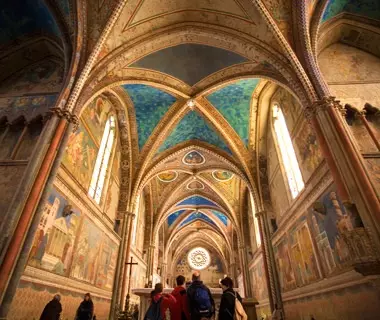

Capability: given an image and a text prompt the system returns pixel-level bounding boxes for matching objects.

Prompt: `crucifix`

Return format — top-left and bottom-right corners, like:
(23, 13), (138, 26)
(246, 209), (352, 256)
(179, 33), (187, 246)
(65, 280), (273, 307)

(124, 256), (138, 313)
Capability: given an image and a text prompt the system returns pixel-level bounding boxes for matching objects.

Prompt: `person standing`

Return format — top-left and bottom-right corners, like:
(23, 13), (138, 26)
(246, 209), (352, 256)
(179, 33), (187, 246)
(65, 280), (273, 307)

(187, 272), (214, 320)
(75, 293), (94, 320)
(132, 304), (139, 320)
(171, 275), (190, 320)
(145, 283), (176, 320)
(219, 277), (243, 320)
(40, 294), (62, 320)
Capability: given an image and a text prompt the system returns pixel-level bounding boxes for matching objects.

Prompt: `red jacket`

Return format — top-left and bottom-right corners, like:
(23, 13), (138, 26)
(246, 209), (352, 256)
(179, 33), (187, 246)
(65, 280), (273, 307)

(152, 293), (176, 320)
(171, 286), (190, 320)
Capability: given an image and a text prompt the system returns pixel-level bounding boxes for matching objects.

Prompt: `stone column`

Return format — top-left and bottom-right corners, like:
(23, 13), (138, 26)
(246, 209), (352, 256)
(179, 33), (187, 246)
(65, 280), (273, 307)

(146, 245), (155, 286)
(238, 246), (252, 298)
(307, 97), (380, 249)
(161, 263), (167, 286)
(0, 109), (77, 308)
(120, 213), (136, 309)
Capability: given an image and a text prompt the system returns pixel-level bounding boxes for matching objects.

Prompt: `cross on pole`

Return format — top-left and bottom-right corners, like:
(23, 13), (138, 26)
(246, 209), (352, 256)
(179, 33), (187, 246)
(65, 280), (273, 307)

(126, 256), (138, 297)
(124, 256), (138, 314)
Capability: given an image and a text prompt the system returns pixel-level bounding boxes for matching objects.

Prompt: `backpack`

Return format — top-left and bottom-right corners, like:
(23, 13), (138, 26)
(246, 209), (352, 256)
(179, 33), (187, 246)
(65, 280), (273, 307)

(193, 286), (212, 315)
(226, 292), (247, 320)
(144, 297), (163, 320)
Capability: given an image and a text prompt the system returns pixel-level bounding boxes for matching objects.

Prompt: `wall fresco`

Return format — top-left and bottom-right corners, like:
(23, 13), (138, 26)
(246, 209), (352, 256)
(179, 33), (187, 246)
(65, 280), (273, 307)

(62, 124), (98, 190)
(251, 255), (269, 301)
(274, 238), (297, 292)
(288, 219), (320, 286)
(104, 177), (120, 221)
(322, 0), (380, 22)
(28, 187), (118, 290)
(294, 120), (323, 181)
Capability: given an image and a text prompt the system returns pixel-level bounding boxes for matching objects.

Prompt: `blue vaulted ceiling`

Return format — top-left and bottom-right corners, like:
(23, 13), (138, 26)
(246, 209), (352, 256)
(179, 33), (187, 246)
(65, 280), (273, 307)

(179, 212), (217, 228)
(129, 44), (248, 86)
(211, 210), (228, 226)
(207, 79), (260, 146)
(177, 196), (219, 208)
(158, 110), (231, 154)
(122, 84), (176, 150)
(0, 0), (60, 45)
(322, 0), (380, 22)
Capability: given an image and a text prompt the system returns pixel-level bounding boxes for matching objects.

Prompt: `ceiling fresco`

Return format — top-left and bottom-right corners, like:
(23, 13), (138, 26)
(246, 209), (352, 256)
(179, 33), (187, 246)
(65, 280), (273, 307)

(0, 0), (60, 46)
(207, 79), (260, 146)
(212, 171), (234, 182)
(122, 84), (176, 150)
(322, 0), (380, 22)
(168, 209), (186, 226)
(129, 0), (249, 25)
(211, 210), (228, 226)
(157, 171), (178, 183)
(177, 196), (220, 208)
(158, 111), (231, 154)
(130, 44), (248, 86)
(179, 212), (217, 228)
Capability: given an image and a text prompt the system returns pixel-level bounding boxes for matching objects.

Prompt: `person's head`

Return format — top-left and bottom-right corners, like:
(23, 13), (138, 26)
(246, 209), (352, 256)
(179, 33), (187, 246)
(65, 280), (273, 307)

(84, 293), (91, 301)
(176, 275), (186, 287)
(53, 294), (61, 302)
(192, 271), (200, 282)
(154, 283), (163, 294)
(220, 277), (233, 291)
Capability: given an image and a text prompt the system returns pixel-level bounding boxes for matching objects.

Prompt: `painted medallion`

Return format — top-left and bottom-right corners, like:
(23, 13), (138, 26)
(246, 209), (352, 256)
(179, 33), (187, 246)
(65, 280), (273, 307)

(187, 180), (204, 190)
(183, 151), (205, 165)
(212, 170), (233, 182)
(157, 171), (178, 182)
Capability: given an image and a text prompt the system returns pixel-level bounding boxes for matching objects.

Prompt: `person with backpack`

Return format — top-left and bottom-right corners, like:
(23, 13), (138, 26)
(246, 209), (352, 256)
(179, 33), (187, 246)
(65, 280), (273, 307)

(144, 283), (176, 320)
(187, 272), (215, 320)
(219, 277), (247, 320)
(171, 275), (190, 320)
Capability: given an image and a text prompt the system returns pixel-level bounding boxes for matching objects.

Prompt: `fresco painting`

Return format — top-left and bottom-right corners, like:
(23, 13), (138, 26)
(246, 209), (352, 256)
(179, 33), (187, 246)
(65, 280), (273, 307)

(179, 212), (216, 228)
(294, 121), (323, 181)
(159, 111), (231, 154)
(183, 150), (205, 165)
(274, 238), (296, 292)
(62, 124), (98, 190)
(130, 44), (248, 86)
(322, 0), (380, 22)
(178, 196), (217, 207)
(168, 210), (186, 226)
(28, 188), (81, 276)
(211, 210), (228, 226)
(308, 188), (360, 274)
(187, 180), (204, 190)
(95, 235), (118, 290)
(123, 84), (176, 150)
(251, 255), (269, 301)
(288, 220), (320, 286)
(212, 170), (234, 182)
(104, 177), (120, 221)
(157, 171), (178, 182)
(0, 60), (63, 95)
(365, 159), (380, 197)
(70, 218), (102, 284)
(81, 96), (113, 145)
(207, 79), (259, 146)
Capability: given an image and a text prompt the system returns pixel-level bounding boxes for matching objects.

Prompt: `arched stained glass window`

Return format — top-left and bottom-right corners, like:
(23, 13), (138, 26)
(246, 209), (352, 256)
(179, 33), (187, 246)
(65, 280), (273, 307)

(273, 104), (304, 198)
(89, 116), (116, 203)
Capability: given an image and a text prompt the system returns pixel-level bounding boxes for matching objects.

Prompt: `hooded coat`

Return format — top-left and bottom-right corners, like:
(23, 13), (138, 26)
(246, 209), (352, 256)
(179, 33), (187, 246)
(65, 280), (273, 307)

(218, 288), (242, 320)
(75, 299), (94, 320)
(40, 298), (62, 320)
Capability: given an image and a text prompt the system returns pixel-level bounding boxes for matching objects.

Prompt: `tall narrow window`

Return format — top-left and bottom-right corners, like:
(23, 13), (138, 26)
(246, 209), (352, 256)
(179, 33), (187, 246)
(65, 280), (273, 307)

(89, 116), (116, 203)
(273, 105), (304, 198)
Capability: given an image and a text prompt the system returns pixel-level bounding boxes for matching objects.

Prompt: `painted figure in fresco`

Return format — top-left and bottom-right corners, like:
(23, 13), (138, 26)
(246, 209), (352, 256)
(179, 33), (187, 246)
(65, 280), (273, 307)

(183, 151), (204, 165)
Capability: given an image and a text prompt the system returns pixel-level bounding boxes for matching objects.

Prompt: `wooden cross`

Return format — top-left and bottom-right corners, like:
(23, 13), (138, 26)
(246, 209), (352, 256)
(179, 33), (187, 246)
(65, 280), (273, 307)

(126, 256), (138, 297)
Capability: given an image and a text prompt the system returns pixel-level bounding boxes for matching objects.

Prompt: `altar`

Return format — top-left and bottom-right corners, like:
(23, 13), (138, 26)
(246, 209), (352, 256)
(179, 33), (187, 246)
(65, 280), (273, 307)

(132, 288), (258, 320)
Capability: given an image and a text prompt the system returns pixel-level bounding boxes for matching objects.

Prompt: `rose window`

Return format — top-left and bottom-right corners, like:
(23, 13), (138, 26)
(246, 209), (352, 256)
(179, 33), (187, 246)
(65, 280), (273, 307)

(188, 247), (211, 270)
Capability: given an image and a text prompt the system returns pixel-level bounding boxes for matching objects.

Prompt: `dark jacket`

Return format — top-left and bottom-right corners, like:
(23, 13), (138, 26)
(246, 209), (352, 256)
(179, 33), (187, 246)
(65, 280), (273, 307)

(76, 300), (94, 320)
(187, 280), (215, 320)
(218, 288), (242, 320)
(40, 299), (62, 320)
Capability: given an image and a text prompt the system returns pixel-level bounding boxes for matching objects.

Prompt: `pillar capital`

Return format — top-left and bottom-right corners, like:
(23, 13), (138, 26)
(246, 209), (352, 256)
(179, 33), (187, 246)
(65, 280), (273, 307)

(304, 96), (345, 121)
(48, 107), (79, 130)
